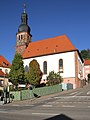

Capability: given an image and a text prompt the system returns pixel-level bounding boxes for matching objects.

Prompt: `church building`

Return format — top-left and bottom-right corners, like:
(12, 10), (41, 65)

(16, 5), (84, 89)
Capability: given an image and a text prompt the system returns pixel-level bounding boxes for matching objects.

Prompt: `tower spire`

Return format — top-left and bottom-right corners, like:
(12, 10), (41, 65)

(24, 3), (26, 13)
(16, 4), (32, 55)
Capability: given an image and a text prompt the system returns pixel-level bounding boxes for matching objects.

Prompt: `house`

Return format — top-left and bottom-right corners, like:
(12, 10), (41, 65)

(16, 5), (84, 89)
(84, 59), (90, 81)
(0, 55), (11, 91)
(0, 70), (8, 91)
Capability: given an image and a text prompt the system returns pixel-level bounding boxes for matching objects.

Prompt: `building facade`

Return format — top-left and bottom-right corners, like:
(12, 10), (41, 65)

(84, 59), (90, 81)
(0, 55), (11, 91)
(22, 35), (84, 89)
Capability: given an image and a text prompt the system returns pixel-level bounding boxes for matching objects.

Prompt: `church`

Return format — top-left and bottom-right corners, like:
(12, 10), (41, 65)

(16, 5), (84, 89)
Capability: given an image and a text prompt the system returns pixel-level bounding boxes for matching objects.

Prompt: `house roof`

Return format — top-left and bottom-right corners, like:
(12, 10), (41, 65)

(0, 69), (5, 77)
(0, 55), (11, 68)
(84, 59), (90, 65)
(22, 35), (77, 59)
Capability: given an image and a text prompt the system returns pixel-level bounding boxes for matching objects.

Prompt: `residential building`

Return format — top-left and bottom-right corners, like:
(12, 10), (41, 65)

(0, 55), (11, 91)
(84, 59), (90, 80)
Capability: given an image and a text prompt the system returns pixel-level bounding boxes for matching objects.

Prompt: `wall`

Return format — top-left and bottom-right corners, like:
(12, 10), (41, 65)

(0, 67), (10, 74)
(23, 51), (84, 89)
(23, 51), (75, 80)
(0, 77), (8, 90)
(74, 51), (84, 88)
(84, 65), (90, 80)
(11, 84), (62, 101)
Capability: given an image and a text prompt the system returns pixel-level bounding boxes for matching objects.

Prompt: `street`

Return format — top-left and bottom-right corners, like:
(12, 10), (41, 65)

(0, 84), (90, 120)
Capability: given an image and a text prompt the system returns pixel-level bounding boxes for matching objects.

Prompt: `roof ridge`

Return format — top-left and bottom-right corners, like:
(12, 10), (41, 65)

(32, 34), (67, 43)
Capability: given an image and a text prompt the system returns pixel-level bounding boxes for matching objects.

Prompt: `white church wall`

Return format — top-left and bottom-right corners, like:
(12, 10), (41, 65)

(23, 51), (76, 80)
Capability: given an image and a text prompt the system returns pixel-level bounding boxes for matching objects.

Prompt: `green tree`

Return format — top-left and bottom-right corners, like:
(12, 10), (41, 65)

(9, 52), (25, 85)
(47, 71), (63, 86)
(88, 74), (90, 83)
(80, 49), (90, 59)
(25, 59), (42, 86)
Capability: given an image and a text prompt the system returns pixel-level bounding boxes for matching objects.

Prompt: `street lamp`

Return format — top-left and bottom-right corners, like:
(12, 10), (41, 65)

(3, 75), (7, 104)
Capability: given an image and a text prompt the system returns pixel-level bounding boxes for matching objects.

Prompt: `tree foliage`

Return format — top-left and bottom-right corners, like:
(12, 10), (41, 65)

(9, 52), (25, 85)
(25, 59), (42, 86)
(80, 49), (90, 59)
(47, 71), (63, 86)
(88, 74), (90, 81)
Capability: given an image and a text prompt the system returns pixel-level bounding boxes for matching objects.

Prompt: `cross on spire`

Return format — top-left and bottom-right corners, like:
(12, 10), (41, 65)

(24, 3), (26, 13)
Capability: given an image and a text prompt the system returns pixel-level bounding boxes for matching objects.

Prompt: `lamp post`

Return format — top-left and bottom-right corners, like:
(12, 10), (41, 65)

(3, 75), (7, 104)
(7, 82), (10, 103)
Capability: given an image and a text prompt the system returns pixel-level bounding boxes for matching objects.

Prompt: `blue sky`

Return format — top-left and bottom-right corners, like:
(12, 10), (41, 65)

(0, 0), (90, 63)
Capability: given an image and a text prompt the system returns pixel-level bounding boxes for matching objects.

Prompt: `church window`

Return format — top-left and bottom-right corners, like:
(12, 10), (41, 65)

(19, 35), (20, 40)
(43, 61), (47, 74)
(59, 59), (63, 73)
(21, 35), (23, 39)
(27, 35), (29, 40)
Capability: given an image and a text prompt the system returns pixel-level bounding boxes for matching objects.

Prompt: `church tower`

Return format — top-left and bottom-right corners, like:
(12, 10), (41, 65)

(16, 4), (32, 55)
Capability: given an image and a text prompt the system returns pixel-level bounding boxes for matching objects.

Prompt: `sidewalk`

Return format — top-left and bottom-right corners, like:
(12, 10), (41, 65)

(0, 101), (4, 105)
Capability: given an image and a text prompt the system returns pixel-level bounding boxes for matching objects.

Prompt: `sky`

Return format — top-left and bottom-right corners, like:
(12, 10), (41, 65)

(0, 0), (90, 63)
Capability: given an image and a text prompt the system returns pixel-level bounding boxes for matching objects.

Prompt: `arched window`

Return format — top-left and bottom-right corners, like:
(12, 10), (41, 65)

(24, 65), (29, 72)
(43, 61), (47, 74)
(21, 35), (23, 39)
(59, 59), (63, 73)
(19, 35), (20, 40)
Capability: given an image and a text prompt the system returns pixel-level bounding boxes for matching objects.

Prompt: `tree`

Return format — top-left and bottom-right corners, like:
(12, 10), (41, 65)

(9, 52), (25, 85)
(80, 49), (90, 59)
(87, 74), (90, 83)
(25, 59), (42, 86)
(47, 71), (63, 86)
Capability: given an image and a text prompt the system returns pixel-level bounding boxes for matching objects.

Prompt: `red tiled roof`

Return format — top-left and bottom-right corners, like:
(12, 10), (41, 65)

(0, 69), (5, 77)
(84, 59), (90, 65)
(0, 55), (11, 68)
(22, 35), (77, 59)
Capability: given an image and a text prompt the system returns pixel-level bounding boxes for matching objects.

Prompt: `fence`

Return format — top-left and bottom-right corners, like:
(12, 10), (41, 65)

(10, 84), (62, 101)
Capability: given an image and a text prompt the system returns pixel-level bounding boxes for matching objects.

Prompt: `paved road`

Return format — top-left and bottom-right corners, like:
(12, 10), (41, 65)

(0, 84), (90, 120)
